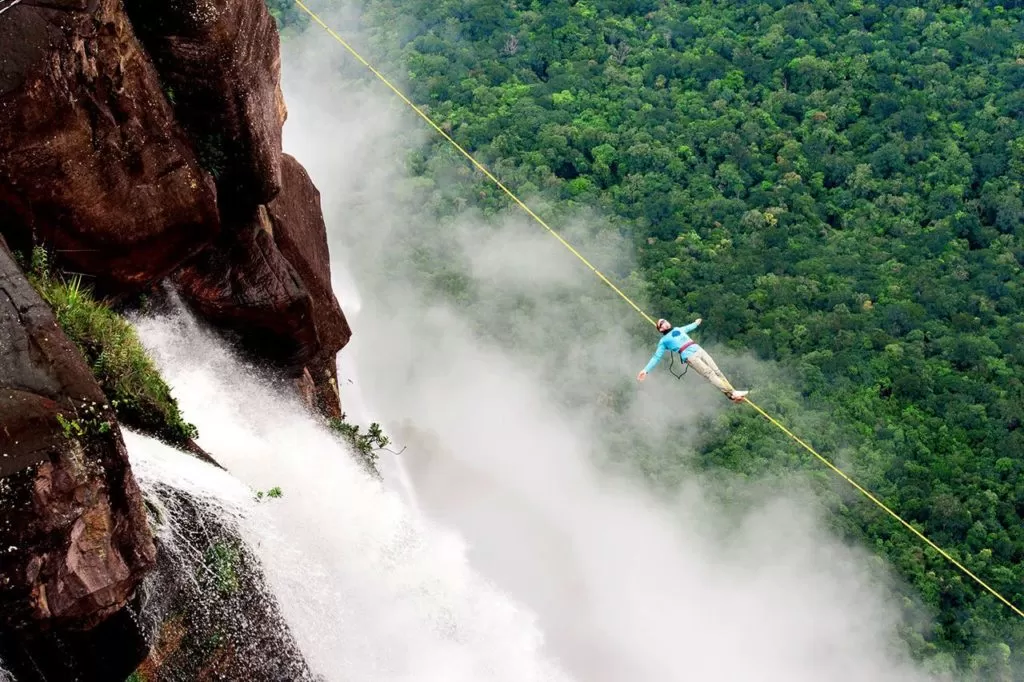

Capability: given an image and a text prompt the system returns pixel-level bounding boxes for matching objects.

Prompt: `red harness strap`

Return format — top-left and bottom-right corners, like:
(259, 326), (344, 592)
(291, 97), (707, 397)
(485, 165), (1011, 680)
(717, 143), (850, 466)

(678, 340), (696, 359)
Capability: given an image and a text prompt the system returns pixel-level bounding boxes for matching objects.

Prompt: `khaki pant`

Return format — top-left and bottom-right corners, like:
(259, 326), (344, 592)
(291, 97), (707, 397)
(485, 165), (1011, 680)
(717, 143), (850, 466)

(686, 347), (735, 395)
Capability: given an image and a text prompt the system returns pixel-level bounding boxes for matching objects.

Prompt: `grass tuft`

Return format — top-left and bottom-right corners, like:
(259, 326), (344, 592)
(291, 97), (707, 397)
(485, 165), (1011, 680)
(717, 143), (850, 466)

(27, 246), (198, 446)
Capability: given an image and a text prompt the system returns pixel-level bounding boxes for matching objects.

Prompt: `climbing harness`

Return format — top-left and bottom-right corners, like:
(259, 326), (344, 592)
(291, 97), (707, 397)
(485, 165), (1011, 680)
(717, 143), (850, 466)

(668, 344), (694, 380)
(291, 0), (1024, 620)
(668, 353), (688, 380)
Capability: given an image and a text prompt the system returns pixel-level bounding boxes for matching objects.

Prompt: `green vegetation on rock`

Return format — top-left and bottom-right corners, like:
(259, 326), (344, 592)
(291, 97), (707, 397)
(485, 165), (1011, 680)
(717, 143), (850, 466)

(27, 246), (199, 446)
(328, 416), (392, 477)
(202, 542), (243, 597)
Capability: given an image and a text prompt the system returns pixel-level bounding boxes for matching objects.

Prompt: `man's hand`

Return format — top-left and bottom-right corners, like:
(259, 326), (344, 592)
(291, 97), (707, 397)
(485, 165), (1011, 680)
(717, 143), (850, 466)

(637, 370), (647, 382)
(694, 317), (703, 326)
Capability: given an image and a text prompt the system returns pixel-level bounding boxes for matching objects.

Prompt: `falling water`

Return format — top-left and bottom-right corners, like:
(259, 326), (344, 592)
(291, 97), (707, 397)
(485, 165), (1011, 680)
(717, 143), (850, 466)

(127, 310), (574, 682)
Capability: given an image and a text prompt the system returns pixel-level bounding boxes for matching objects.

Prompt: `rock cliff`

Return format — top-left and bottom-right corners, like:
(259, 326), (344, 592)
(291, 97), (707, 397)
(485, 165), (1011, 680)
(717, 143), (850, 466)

(0, 0), (350, 676)
(0, 0), (348, 414)
(0, 0), (220, 294)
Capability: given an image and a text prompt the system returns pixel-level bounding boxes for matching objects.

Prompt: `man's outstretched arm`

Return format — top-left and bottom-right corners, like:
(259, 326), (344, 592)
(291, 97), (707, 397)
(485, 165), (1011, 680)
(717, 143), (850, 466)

(681, 317), (702, 333)
(637, 342), (666, 380)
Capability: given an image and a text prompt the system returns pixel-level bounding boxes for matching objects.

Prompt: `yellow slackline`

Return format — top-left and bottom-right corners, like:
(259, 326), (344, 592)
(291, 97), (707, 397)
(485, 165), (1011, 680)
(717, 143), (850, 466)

(743, 400), (1024, 619)
(292, 0), (1024, 620)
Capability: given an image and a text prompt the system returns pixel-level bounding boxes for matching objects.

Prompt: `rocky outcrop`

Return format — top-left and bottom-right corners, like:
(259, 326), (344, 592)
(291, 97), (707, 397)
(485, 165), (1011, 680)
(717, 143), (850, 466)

(266, 154), (351, 417)
(123, 0), (286, 212)
(173, 206), (320, 371)
(0, 0), (220, 295)
(0, 0), (349, 422)
(268, 155), (352, 367)
(108, 0), (351, 418)
(173, 154), (351, 418)
(0, 238), (156, 677)
(129, 484), (317, 682)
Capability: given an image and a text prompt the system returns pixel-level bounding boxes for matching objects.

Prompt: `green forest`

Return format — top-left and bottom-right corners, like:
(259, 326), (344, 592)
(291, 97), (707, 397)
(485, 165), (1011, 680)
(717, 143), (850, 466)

(269, 0), (1023, 676)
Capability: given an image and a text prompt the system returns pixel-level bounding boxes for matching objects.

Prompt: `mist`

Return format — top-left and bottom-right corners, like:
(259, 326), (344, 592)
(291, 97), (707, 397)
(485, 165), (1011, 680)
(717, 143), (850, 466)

(252, 10), (949, 681)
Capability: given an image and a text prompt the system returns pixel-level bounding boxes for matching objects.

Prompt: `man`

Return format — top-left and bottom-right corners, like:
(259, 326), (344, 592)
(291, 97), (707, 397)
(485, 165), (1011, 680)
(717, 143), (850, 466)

(637, 318), (749, 402)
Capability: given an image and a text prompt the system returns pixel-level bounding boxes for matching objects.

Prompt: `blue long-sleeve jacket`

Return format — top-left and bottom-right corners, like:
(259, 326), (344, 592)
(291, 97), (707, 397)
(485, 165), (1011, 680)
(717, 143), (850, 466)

(643, 321), (701, 374)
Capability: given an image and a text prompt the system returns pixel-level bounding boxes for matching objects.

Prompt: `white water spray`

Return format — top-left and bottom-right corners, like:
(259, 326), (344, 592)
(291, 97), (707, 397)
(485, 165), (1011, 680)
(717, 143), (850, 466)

(330, 267), (420, 512)
(129, 312), (573, 682)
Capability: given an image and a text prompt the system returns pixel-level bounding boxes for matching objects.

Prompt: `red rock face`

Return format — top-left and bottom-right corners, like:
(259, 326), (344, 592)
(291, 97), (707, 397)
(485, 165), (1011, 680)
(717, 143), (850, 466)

(173, 206), (321, 370)
(0, 0), (349, 422)
(123, 0), (286, 211)
(174, 156), (352, 418)
(268, 155), (351, 418)
(0, 0), (221, 294)
(268, 156), (352, 356)
(0, 239), (156, 631)
(0, 0), (351, 672)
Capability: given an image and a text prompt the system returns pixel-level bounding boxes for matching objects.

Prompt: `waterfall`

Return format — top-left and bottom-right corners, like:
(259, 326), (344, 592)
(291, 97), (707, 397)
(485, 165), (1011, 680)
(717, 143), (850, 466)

(127, 311), (574, 682)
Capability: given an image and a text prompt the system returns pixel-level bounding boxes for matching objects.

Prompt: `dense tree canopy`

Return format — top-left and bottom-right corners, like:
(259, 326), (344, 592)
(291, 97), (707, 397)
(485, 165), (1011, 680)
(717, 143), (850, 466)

(272, 0), (1024, 675)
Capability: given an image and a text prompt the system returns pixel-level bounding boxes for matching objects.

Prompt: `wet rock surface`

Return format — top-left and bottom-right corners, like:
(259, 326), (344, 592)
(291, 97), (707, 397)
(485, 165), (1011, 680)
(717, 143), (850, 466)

(0, 239), (156, 679)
